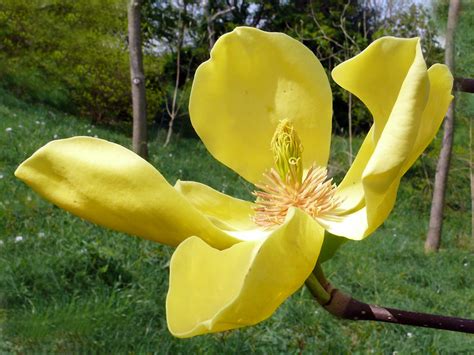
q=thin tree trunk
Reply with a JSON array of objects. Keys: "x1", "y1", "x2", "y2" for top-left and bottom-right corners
[
  {"x1": 164, "y1": 41, "x2": 181, "y2": 147},
  {"x1": 128, "y1": 0, "x2": 148, "y2": 159},
  {"x1": 425, "y1": 0, "x2": 461, "y2": 253},
  {"x1": 164, "y1": 10, "x2": 184, "y2": 147}
]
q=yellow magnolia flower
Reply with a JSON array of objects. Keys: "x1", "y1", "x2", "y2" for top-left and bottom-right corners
[{"x1": 15, "y1": 27, "x2": 453, "y2": 338}]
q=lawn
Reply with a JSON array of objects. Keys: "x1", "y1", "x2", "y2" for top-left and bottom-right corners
[{"x1": 1, "y1": 88, "x2": 473, "y2": 353}]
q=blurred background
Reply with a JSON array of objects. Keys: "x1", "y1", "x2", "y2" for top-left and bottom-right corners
[
  {"x1": 0, "y1": 0, "x2": 461, "y2": 137},
  {"x1": 0, "y1": 0, "x2": 472, "y2": 353}
]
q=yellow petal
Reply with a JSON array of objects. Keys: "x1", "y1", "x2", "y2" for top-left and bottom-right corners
[
  {"x1": 174, "y1": 180, "x2": 255, "y2": 231},
  {"x1": 322, "y1": 37, "x2": 453, "y2": 240},
  {"x1": 190, "y1": 26, "x2": 332, "y2": 184},
  {"x1": 166, "y1": 208, "x2": 324, "y2": 337},
  {"x1": 332, "y1": 37, "x2": 423, "y2": 142},
  {"x1": 14, "y1": 137, "x2": 244, "y2": 249},
  {"x1": 402, "y1": 63, "x2": 453, "y2": 172}
]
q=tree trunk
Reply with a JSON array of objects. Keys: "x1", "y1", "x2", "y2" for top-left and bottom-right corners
[
  {"x1": 128, "y1": 0, "x2": 148, "y2": 159},
  {"x1": 425, "y1": 0, "x2": 461, "y2": 253}
]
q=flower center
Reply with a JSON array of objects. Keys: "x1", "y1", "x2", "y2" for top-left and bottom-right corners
[{"x1": 253, "y1": 119, "x2": 340, "y2": 228}]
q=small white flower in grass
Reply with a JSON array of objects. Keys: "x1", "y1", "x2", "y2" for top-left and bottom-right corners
[
  {"x1": 0, "y1": 174, "x2": 4, "y2": 179},
  {"x1": 15, "y1": 236, "x2": 24, "y2": 243},
  {"x1": 53, "y1": 134, "x2": 58, "y2": 139},
  {"x1": 5, "y1": 127, "x2": 12, "y2": 132},
  {"x1": 0, "y1": 240, "x2": 4, "y2": 246},
  {"x1": 464, "y1": 262, "x2": 469, "y2": 267},
  {"x1": 18, "y1": 124, "x2": 23, "y2": 128},
  {"x1": 35, "y1": 120, "x2": 40, "y2": 125},
  {"x1": 38, "y1": 232, "x2": 45, "y2": 238},
  {"x1": 406, "y1": 332, "x2": 413, "y2": 338},
  {"x1": 87, "y1": 129, "x2": 92, "y2": 133},
  {"x1": 168, "y1": 153, "x2": 173, "y2": 157}
]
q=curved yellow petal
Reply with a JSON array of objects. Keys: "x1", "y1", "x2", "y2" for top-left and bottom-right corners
[
  {"x1": 402, "y1": 64, "x2": 453, "y2": 172},
  {"x1": 190, "y1": 26, "x2": 332, "y2": 184},
  {"x1": 14, "y1": 137, "x2": 244, "y2": 249},
  {"x1": 166, "y1": 208, "x2": 324, "y2": 337},
  {"x1": 333, "y1": 37, "x2": 422, "y2": 142},
  {"x1": 322, "y1": 37, "x2": 453, "y2": 240},
  {"x1": 174, "y1": 180, "x2": 255, "y2": 231}
]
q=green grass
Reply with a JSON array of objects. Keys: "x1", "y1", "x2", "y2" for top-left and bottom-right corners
[{"x1": 0, "y1": 88, "x2": 473, "y2": 353}]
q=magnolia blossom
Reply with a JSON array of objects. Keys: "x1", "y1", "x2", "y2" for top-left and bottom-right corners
[{"x1": 15, "y1": 27, "x2": 452, "y2": 338}]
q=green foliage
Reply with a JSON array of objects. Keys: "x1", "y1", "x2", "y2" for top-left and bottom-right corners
[
  {"x1": 0, "y1": 0, "x2": 134, "y2": 122},
  {"x1": 455, "y1": 1, "x2": 474, "y2": 77},
  {"x1": 1, "y1": 88, "x2": 473, "y2": 353},
  {"x1": 373, "y1": 2, "x2": 444, "y2": 65},
  {"x1": 141, "y1": 0, "x2": 444, "y2": 139},
  {"x1": 0, "y1": 0, "x2": 445, "y2": 138}
]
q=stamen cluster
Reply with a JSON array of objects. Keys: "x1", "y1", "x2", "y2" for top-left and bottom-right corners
[{"x1": 253, "y1": 164, "x2": 340, "y2": 228}]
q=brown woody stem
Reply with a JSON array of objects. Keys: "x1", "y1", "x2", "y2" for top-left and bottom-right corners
[
  {"x1": 455, "y1": 77, "x2": 474, "y2": 93},
  {"x1": 306, "y1": 265, "x2": 474, "y2": 334}
]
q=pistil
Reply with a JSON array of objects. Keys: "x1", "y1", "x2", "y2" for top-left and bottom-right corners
[{"x1": 253, "y1": 120, "x2": 340, "y2": 228}]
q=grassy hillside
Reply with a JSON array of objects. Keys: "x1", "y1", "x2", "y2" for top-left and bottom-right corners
[{"x1": 0, "y1": 88, "x2": 472, "y2": 353}]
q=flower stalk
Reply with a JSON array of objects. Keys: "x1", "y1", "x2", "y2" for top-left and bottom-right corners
[
  {"x1": 306, "y1": 265, "x2": 474, "y2": 334},
  {"x1": 305, "y1": 273, "x2": 330, "y2": 305}
]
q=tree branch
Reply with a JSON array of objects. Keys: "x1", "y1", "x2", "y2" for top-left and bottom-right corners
[
  {"x1": 306, "y1": 265, "x2": 474, "y2": 334},
  {"x1": 455, "y1": 77, "x2": 474, "y2": 93},
  {"x1": 324, "y1": 288, "x2": 474, "y2": 333},
  {"x1": 210, "y1": 6, "x2": 235, "y2": 21}
]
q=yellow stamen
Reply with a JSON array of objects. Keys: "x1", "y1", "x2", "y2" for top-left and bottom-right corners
[
  {"x1": 253, "y1": 120, "x2": 340, "y2": 228},
  {"x1": 253, "y1": 165, "x2": 340, "y2": 228}
]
